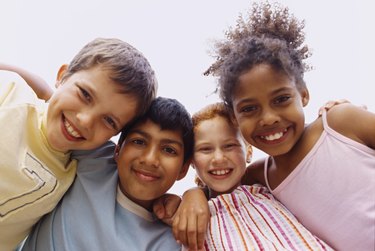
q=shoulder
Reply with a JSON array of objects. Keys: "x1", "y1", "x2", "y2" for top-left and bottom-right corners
[
  {"x1": 72, "y1": 141, "x2": 116, "y2": 160},
  {"x1": 0, "y1": 79, "x2": 39, "y2": 107},
  {"x1": 72, "y1": 141, "x2": 117, "y2": 173},
  {"x1": 242, "y1": 158, "x2": 267, "y2": 186},
  {"x1": 326, "y1": 103, "x2": 375, "y2": 148}
]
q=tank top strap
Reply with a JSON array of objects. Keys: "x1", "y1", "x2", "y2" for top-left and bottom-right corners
[
  {"x1": 321, "y1": 109, "x2": 330, "y2": 130},
  {"x1": 321, "y1": 108, "x2": 344, "y2": 137},
  {"x1": 263, "y1": 157, "x2": 273, "y2": 191}
]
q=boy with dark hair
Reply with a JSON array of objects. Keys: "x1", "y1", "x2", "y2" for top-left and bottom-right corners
[{"x1": 21, "y1": 97, "x2": 194, "y2": 250}]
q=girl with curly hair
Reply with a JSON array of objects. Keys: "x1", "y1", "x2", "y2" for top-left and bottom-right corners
[{"x1": 205, "y1": 2, "x2": 375, "y2": 250}]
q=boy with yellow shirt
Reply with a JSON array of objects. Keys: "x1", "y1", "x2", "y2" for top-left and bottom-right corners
[{"x1": 0, "y1": 37, "x2": 157, "y2": 250}]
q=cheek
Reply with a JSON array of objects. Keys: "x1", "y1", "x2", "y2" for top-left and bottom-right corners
[
  {"x1": 193, "y1": 154, "x2": 210, "y2": 169},
  {"x1": 238, "y1": 123, "x2": 253, "y2": 143},
  {"x1": 232, "y1": 151, "x2": 247, "y2": 168},
  {"x1": 117, "y1": 166, "x2": 127, "y2": 185},
  {"x1": 92, "y1": 123, "x2": 117, "y2": 141}
]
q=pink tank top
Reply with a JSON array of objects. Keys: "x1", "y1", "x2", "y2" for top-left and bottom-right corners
[{"x1": 264, "y1": 110, "x2": 375, "y2": 251}]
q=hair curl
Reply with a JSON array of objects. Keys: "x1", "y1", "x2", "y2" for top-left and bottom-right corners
[{"x1": 204, "y1": 1, "x2": 311, "y2": 109}]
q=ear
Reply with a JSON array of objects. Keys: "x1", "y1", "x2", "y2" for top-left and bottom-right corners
[
  {"x1": 246, "y1": 145, "x2": 253, "y2": 163},
  {"x1": 55, "y1": 64, "x2": 68, "y2": 88},
  {"x1": 229, "y1": 110, "x2": 239, "y2": 126},
  {"x1": 190, "y1": 160, "x2": 196, "y2": 169},
  {"x1": 301, "y1": 88, "x2": 310, "y2": 107},
  {"x1": 177, "y1": 160, "x2": 191, "y2": 181},
  {"x1": 114, "y1": 144, "x2": 121, "y2": 163}
]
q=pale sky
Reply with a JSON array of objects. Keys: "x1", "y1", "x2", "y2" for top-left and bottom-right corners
[{"x1": 1, "y1": 0, "x2": 373, "y2": 195}]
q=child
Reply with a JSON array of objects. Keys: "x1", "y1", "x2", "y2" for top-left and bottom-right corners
[
  {"x1": 0, "y1": 37, "x2": 157, "y2": 250},
  {"x1": 20, "y1": 97, "x2": 194, "y2": 250},
  {"x1": 204, "y1": 2, "x2": 375, "y2": 250},
  {"x1": 191, "y1": 102, "x2": 333, "y2": 250}
]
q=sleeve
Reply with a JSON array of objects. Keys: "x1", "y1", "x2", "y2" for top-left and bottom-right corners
[{"x1": 0, "y1": 81, "x2": 15, "y2": 106}]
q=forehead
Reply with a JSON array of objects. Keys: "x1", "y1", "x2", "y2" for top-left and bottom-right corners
[
  {"x1": 195, "y1": 116, "x2": 239, "y2": 138},
  {"x1": 130, "y1": 119, "x2": 184, "y2": 144},
  {"x1": 239, "y1": 64, "x2": 292, "y2": 86},
  {"x1": 234, "y1": 64, "x2": 296, "y2": 99}
]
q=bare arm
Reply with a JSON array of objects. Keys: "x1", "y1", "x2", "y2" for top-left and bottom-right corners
[
  {"x1": 153, "y1": 188, "x2": 209, "y2": 250},
  {"x1": 327, "y1": 103, "x2": 375, "y2": 149},
  {"x1": 172, "y1": 187, "x2": 209, "y2": 251},
  {"x1": 241, "y1": 158, "x2": 266, "y2": 186},
  {"x1": 0, "y1": 63, "x2": 53, "y2": 101}
]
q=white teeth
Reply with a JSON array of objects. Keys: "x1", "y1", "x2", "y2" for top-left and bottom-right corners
[
  {"x1": 64, "y1": 119, "x2": 82, "y2": 138},
  {"x1": 261, "y1": 129, "x2": 287, "y2": 141},
  {"x1": 211, "y1": 169, "x2": 230, "y2": 176}
]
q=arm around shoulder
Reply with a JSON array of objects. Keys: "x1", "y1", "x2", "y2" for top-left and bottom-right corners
[
  {"x1": 0, "y1": 63, "x2": 53, "y2": 101},
  {"x1": 173, "y1": 187, "x2": 209, "y2": 251},
  {"x1": 242, "y1": 158, "x2": 267, "y2": 186},
  {"x1": 326, "y1": 103, "x2": 375, "y2": 149}
]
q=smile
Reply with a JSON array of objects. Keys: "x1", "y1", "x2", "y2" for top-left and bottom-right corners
[
  {"x1": 260, "y1": 128, "x2": 287, "y2": 141},
  {"x1": 134, "y1": 169, "x2": 159, "y2": 182},
  {"x1": 63, "y1": 117, "x2": 83, "y2": 139},
  {"x1": 209, "y1": 169, "x2": 231, "y2": 176}
]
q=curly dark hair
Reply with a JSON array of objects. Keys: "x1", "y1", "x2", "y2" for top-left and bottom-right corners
[{"x1": 204, "y1": 1, "x2": 311, "y2": 109}]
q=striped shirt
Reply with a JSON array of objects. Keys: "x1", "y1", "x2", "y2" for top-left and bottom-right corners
[{"x1": 204, "y1": 185, "x2": 333, "y2": 251}]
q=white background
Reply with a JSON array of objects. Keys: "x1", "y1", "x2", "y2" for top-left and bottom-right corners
[{"x1": 1, "y1": 0, "x2": 374, "y2": 195}]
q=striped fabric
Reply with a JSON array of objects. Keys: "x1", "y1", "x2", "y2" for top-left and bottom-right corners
[{"x1": 204, "y1": 185, "x2": 334, "y2": 251}]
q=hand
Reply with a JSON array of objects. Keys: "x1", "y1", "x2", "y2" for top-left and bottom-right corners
[
  {"x1": 153, "y1": 193, "x2": 181, "y2": 226},
  {"x1": 318, "y1": 99, "x2": 367, "y2": 116},
  {"x1": 172, "y1": 187, "x2": 209, "y2": 251},
  {"x1": 318, "y1": 99, "x2": 349, "y2": 116},
  {"x1": 0, "y1": 62, "x2": 52, "y2": 101}
]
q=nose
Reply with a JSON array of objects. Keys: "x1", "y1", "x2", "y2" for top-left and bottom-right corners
[
  {"x1": 140, "y1": 146, "x2": 160, "y2": 168},
  {"x1": 259, "y1": 108, "x2": 280, "y2": 126},
  {"x1": 76, "y1": 111, "x2": 95, "y2": 130},
  {"x1": 212, "y1": 149, "x2": 226, "y2": 166}
]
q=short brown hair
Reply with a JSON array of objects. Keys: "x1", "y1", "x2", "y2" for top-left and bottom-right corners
[{"x1": 61, "y1": 38, "x2": 157, "y2": 116}]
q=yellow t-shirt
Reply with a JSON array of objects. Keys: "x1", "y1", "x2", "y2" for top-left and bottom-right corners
[{"x1": 0, "y1": 79, "x2": 77, "y2": 250}]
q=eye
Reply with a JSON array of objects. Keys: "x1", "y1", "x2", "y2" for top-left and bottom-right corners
[
  {"x1": 224, "y1": 143, "x2": 237, "y2": 149},
  {"x1": 78, "y1": 86, "x2": 91, "y2": 102},
  {"x1": 132, "y1": 139, "x2": 146, "y2": 146},
  {"x1": 163, "y1": 146, "x2": 177, "y2": 155},
  {"x1": 104, "y1": 116, "x2": 117, "y2": 130},
  {"x1": 240, "y1": 105, "x2": 257, "y2": 113},
  {"x1": 274, "y1": 95, "x2": 291, "y2": 105},
  {"x1": 196, "y1": 146, "x2": 213, "y2": 153}
]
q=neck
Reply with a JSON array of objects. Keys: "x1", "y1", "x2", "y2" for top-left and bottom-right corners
[{"x1": 208, "y1": 183, "x2": 241, "y2": 199}]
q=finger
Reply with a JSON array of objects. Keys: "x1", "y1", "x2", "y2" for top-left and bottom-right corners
[
  {"x1": 176, "y1": 213, "x2": 189, "y2": 247},
  {"x1": 152, "y1": 200, "x2": 165, "y2": 220},
  {"x1": 172, "y1": 214, "x2": 180, "y2": 242},
  {"x1": 360, "y1": 104, "x2": 368, "y2": 110},
  {"x1": 196, "y1": 213, "x2": 209, "y2": 250},
  {"x1": 186, "y1": 215, "x2": 198, "y2": 251},
  {"x1": 164, "y1": 196, "x2": 181, "y2": 219}
]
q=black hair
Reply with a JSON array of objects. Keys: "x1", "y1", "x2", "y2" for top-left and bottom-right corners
[{"x1": 118, "y1": 97, "x2": 193, "y2": 163}]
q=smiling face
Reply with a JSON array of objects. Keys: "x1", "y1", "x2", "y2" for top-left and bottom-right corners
[
  {"x1": 193, "y1": 116, "x2": 249, "y2": 197},
  {"x1": 45, "y1": 66, "x2": 138, "y2": 153},
  {"x1": 232, "y1": 64, "x2": 309, "y2": 157},
  {"x1": 115, "y1": 119, "x2": 188, "y2": 210}
]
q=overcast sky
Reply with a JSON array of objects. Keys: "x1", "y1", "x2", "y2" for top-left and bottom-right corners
[{"x1": 1, "y1": 0, "x2": 373, "y2": 195}]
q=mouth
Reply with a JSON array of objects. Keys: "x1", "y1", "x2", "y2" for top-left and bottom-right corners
[
  {"x1": 258, "y1": 128, "x2": 288, "y2": 143},
  {"x1": 62, "y1": 115, "x2": 85, "y2": 141},
  {"x1": 133, "y1": 168, "x2": 159, "y2": 182},
  {"x1": 209, "y1": 168, "x2": 233, "y2": 177}
]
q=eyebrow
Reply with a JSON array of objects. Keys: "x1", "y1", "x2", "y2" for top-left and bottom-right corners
[
  {"x1": 79, "y1": 81, "x2": 97, "y2": 101},
  {"x1": 128, "y1": 129, "x2": 184, "y2": 148},
  {"x1": 236, "y1": 86, "x2": 294, "y2": 106},
  {"x1": 161, "y1": 138, "x2": 184, "y2": 148},
  {"x1": 271, "y1": 86, "x2": 294, "y2": 96}
]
